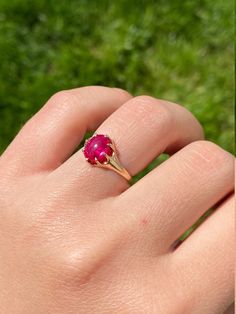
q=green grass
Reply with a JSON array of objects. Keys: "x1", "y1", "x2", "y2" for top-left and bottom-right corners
[{"x1": 0, "y1": 0, "x2": 234, "y2": 156}]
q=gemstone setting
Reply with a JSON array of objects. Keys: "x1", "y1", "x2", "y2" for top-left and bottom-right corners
[{"x1": 83, "y1": 134, "x2": 113, "y2": 165}]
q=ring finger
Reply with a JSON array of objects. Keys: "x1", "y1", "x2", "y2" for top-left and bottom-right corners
[{"x1": 57, "y1": 95, "x2": 204, "y2": 198}]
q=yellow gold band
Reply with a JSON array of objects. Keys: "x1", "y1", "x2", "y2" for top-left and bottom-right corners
[{"x1": 95, "y1": 151, "x2": 131, "y2": 181}]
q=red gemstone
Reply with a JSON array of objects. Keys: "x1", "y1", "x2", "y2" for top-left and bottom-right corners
[{"x1": 83, "y1": 134, "x2": 113, "y2": 164}]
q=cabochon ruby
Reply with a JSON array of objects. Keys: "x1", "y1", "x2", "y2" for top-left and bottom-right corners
[{"x1": 83, "y1": 134, "x2": 113, "y2": 164}]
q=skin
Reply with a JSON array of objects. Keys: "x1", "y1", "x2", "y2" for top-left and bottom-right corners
[{"x1": 0, "y1": 86, "x2": 234, "y2": 314}]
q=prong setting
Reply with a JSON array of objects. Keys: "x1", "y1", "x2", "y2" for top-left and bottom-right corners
[{"x1": 83, "y1": 133, "x2": 131, "y2": 180}]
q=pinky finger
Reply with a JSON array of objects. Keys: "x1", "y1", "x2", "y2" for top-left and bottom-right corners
[{"x1": 173, "y1": 194, "x2": 235, "y2": 314}]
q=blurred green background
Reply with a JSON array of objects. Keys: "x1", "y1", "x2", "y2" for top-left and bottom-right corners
[{"x1": 0, "y1": 0, "x2": 234, "y2": 157}]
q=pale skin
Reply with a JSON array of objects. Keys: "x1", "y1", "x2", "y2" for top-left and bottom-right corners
[{"x1": 0, "y1": 86, "x2": 234, "y2": 314}]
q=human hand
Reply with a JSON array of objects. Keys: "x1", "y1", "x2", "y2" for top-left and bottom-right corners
[{"x1": 0, "y1": 86, "x2": 234, "y2": 313}]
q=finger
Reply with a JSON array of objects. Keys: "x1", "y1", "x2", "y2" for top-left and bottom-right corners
[
  {"x1": 224, "y1": 303, "x2": 235, "y2": 314},
  {"x1": 119, "y1": 141, "x2": 234, "y2": 251},
  {"x1": 58, "y1": 96, "x2": 204, "y2": 197},
  {"x1": 173, "y1": 194, "x2": 234, "y2": 314},
  {"x1": 2, "y1": 86, "x2": 132, "y2": 175}
]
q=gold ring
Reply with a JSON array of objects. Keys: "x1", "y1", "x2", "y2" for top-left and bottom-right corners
[{"x1": 83, "y1": 134, "x2": 131, "y2": 181}]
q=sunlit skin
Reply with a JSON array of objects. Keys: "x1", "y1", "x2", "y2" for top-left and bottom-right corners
[{"x1": 0, "y1": 86, "x2": 234, "y2": 314}]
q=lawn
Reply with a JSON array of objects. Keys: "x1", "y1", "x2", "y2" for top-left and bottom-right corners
[{"x1": 0, "y1": 0, "x2": 234, "y2": 157}]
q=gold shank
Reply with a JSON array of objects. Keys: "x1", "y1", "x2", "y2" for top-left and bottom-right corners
[{"x1": 95, "y1": 152, "x2": 131, "y2": 181}]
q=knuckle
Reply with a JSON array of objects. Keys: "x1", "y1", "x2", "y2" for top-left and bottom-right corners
[
  {"x1": 47, "y1": 90, "x2": 80, "y2": 112},
  {"x1": 49, "y1": 248, "x2": 91, "y2": 287},
  {"x1": 129, "y1": 95, "x2": 173, "y2": 131},
  {"x1": 185, "y1": 140, "x2": 234, "y2": 172},
  {"x1": 49, "y1": 90, "x2": 72, "y2": 104},
  {"x1": 41, "y1": 227, "x2": 120, "y2": 290},
  {"x1": 111, "y1": 87, "x2": 132, "y2": 100},
  {"x1": 133, "y1": 95, "x2": 155, "y2": 103},
  {"x1": 48, "y1": 247, "x2": 106, "y2": 291}
]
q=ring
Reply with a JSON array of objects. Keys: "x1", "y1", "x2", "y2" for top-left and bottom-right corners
[{"x1": 83, "y1": 134, "x2": 131, "y2": 181}]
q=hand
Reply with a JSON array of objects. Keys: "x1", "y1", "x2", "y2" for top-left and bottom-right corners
[{"x1": 0, "y1": 86, "x2": 234, "y2": 314}]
